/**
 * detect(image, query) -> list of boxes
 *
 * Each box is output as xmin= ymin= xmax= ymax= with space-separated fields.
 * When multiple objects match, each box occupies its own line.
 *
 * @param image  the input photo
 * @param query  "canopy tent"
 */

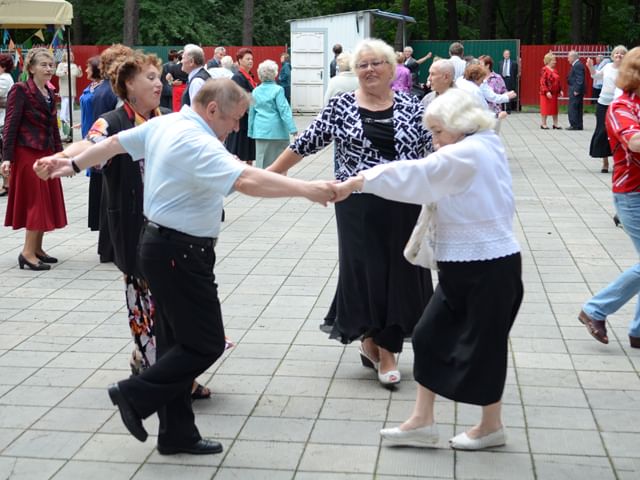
xmin=0 ymin=0 xmax=74 ymax=140
xmin=0 ymin=0 xmax=73 ymax=27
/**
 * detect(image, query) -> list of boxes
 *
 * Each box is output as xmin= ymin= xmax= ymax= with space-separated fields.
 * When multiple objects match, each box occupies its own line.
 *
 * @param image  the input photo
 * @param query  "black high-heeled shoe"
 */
xmin=18 ymin=254 xmax=51 ymax=271
xmin=36 ymin=253 xmax=58 ymax=263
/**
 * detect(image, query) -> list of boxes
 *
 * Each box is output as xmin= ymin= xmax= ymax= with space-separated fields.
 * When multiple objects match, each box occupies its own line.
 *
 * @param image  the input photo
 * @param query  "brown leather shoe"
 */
xmin=578 ymin=310 xmax=609 ymax=344
xmin=630 ymin=335 xmax=640 ymax=348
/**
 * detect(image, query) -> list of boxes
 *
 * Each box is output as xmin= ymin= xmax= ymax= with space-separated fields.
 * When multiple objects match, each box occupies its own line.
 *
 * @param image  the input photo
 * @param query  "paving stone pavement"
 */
xmin=0 ymin=112 xmax=639 ymax=479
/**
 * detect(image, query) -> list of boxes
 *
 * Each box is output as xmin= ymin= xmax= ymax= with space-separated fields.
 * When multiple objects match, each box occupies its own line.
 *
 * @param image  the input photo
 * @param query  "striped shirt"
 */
xmin=607 ymin=91 xmax=640 ymax=193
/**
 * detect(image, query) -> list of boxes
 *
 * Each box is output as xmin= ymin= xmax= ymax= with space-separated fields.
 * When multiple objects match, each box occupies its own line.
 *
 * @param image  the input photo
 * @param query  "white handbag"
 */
xmin=403 ymin=203 xmax=438 ymax=270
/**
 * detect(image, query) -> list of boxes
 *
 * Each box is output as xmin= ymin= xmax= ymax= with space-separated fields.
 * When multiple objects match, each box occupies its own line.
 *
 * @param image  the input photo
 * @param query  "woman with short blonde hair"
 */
xmin=539 ymin=52 xmax=562 ymax=129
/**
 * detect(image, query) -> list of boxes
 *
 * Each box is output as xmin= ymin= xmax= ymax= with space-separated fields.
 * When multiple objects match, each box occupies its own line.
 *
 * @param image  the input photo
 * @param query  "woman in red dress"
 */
xmin=1 ymin=48 xmax=66 ymax=271
xmin=539 ymin=52 xmax=563 ymax=130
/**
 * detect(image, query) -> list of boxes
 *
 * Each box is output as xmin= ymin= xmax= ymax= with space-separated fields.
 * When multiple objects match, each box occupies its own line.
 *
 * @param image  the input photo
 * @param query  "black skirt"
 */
xmin=589 ymin=103 xmax=612 ymax=158
xmin=413 ymin=253 xmax=523 ymax=406
xmin=330 ymin=193 xmax=433 ymax=349
xmin=225 ymin=112 xmax=255 ymax=162
xmin=87 ymin=170 xmax=103 ymax=231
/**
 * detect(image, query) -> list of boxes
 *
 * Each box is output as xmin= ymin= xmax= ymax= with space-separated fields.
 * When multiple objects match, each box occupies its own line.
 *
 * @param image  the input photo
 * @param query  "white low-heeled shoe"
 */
xmin=377 ymin=368 xmax=401 ymax=386
xmin=377 ymin=353 xmax=401 ymax=386
xmin=449 ymin=427 xmax=506 ymax=450
xmin=380 ymin=423 xmax=439 ymax=447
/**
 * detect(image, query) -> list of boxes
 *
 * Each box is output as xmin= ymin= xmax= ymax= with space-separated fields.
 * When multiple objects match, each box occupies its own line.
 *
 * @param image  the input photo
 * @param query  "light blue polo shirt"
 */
xmin=118 ymin=105 xmax=246 ymax=238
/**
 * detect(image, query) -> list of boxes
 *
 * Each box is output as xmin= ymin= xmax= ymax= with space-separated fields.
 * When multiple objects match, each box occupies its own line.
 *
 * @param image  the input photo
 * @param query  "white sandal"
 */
xmin=377 ymin=353 xmax=401 ymax=386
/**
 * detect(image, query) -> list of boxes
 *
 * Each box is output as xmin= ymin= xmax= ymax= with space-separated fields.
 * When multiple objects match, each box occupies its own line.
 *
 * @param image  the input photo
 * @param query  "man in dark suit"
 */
xmin=498 ymin=49 xmax=518 ymax=113
xmin=567 ymin=50 xmax=585 ymax=130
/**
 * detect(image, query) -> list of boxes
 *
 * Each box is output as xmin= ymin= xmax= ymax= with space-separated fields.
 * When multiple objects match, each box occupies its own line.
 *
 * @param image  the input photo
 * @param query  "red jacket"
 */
xmin=2 ymin=78 xmax=62 ymax=162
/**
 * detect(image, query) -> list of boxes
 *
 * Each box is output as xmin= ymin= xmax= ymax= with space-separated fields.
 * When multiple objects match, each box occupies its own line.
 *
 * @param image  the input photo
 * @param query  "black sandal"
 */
xmin=191 ymin=383 xmax=211 ymax=400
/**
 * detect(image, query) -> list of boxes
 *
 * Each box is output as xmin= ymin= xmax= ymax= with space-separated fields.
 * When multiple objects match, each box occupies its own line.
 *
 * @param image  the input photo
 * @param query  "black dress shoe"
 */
xmin=36 ymin=253 xmax=58 ymax=263
xmin=108 ymin=383 xmax=148 ymax=442
xmin=18 ymin=254 xmax=50 ymax=271
xmin=157 ymin=438 xmax=223 ymax=455
xmin=566 ymin=126 xmax=583 ymax=131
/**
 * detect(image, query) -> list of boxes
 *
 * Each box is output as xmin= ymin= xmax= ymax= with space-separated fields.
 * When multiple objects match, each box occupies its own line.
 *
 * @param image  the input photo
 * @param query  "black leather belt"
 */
xmin=144 ymin=220 xmax=217 ymax=248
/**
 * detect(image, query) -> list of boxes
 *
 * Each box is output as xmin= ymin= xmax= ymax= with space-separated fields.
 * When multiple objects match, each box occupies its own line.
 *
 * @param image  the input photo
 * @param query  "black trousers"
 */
xmin=568 ymin=93 xmax=584 ymax=129
xmin=118 ymin=226 xmax=225 ymax=447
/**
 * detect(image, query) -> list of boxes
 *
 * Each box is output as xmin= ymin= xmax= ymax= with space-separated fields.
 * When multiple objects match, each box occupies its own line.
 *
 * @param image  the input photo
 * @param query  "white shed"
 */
xmin=287 ymin=9 xmax=415 ymax=113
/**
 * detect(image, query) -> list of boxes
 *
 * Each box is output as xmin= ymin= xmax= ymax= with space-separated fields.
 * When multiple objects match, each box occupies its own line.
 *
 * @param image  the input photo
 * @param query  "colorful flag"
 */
xmin=2 ymin=30 xmax=9 ymax=45
xmin=34 ymin=29 xmax=44 ymax=42
xmin=8 ymin=38 xmax=15 ymax=51
xmin=51 ymin=33 xmax=60 ymax=48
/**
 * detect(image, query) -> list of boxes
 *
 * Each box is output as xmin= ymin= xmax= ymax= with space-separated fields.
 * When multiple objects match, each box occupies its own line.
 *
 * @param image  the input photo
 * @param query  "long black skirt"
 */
xmin=330 ymin=193 xmax=433 ymax=350
xmin=413 ymin=253 xmax=523 ymax=406
xmin=225 ymin=113 xmax=255 ymax=162
xmin=589 ymin=103 xmax=612 ymax=158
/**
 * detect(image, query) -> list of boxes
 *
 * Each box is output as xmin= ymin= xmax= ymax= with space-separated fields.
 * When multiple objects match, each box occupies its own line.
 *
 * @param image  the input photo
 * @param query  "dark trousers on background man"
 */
xmin=568 ymin=94 xmax=584 ymax=130
xmin=117 ymin=226 xmax=225 ymax=448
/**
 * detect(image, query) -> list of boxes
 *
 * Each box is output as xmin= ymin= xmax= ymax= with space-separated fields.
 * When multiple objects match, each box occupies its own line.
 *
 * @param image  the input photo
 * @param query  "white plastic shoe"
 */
xmin=449 ymin=427 xmax=506 ymax=450
xmin=380 ymin=423 xmax=439 ymax=447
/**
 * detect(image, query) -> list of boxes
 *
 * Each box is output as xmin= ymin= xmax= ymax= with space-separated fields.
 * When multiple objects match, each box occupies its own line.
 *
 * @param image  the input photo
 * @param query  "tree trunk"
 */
xmin=588 ymin=0 xmax=602 ymax=43
xmin=549 ymin=0 xmax=560 ymax=43
xmin=571 ymin=0 xmax=582 ymax=43
xmin=532 ymin=0 xmax=544 ymax=43
xmin=427 ymin=0 xmax=438 ymax=39
xmin=446 ymin=0 xmax=459 ymax=39
xmin=515 ymin=1 xmax=529 ymax=43
xmin=72 ymin=0 xmax=84 ymax=44
xmin=479 ymin=0 xmax=496 ymax=39
xmin=122 ymin=0 xmax=139 ymax=46
xmin=394 ymin=0 xmax=411 ymax=50
xmin=242 ymin=0 xmax=254 ymax=46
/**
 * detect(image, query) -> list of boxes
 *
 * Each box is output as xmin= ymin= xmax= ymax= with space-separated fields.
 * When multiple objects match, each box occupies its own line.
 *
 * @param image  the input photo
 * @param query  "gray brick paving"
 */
xmin=0 ymin=113 xmax=639 ymax=479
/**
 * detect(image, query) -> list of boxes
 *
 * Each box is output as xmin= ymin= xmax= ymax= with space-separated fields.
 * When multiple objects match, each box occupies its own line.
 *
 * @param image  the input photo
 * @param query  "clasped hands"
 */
xmin=303 ymin=174 xmax=364 ymax=206
xmin=33 ymin=154 xmax=74 ymax=179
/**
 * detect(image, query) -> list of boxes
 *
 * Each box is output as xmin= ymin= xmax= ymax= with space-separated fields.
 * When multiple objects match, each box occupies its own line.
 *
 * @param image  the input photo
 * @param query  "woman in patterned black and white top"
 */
xmin=269 ymin=39 xmax=433 ymax=388
xmin=334 ymin=88 xmax=523 ymax=451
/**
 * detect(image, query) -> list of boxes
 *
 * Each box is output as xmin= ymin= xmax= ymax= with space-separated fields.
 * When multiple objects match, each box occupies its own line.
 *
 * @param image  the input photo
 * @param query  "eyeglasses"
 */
xmin=356 ymin=60 xmax=389 ymax=70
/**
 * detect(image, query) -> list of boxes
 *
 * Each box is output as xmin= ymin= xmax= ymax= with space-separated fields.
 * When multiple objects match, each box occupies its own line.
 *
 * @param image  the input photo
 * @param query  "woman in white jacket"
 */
xmin=333 ymin=88 xmax=523 ymax=451
xmin=55 ymin=51 xmax=82 ymax=141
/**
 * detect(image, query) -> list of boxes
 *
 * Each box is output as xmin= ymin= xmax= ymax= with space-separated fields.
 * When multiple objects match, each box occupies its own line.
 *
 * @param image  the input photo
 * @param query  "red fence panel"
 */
xmin=520 ymin=44 xmax=610 ymax=107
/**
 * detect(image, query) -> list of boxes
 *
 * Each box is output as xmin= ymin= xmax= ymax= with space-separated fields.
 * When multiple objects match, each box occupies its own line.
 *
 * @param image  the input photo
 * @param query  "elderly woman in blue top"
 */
xmin=248 ymin=59 xmax=297 ymax=169
xmin=333 ymin=88 xmax=523 ymax=451
xmin=269 ymin=38 xmax=433 ymax=388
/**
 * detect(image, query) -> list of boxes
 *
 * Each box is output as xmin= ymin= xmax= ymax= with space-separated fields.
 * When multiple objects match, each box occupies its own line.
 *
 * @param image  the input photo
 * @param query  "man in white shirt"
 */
xmin=35 ymin=79 xmax=335 ymax=456
xmin=181 ymin=44 xmax=211 ymax=106
xmin=449 ymin=42 xmax=466 ymax=80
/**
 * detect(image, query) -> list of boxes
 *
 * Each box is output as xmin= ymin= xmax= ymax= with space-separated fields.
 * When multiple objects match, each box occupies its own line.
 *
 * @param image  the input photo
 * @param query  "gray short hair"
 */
xmin=432 ymin=59 xmax=454 ymax=81
xmin=425 ymin=89 xmax=495 ymax=134
xmin=220 ymin=55 xmax=234 ymax=69
xmin=351 ymin=38 xmax=396 ymax=77
xmin=184 ymin=44 xmax=205 ymax=66
xmin=568 ymin=50 xmax=578 ymax=61
xmin=611 ymin=45 xmax=628 ymax=58
xmin=193 ymin=78 xmax=252 ymax=112
xmin=257 ymin=59 xmax=279 ymax=82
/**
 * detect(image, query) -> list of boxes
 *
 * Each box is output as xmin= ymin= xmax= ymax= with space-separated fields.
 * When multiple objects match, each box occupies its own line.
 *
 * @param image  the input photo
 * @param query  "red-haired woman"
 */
xmin=226 ymin=48 xmax=256 ymax=165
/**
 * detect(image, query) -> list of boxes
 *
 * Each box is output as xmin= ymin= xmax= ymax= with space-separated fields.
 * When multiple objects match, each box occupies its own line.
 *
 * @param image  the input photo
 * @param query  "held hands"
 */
xmin=33 ymin=155 xmax=74 ymax=180
xmin=507 ymin=91 xmax=517 ymax=100
xmin=304 ymin=175 xmax=365 ymax=206
xmin=586 ymin=58 xmax=594 ymax=68
xmin=546 ymin=92 xmax=552 ymax=99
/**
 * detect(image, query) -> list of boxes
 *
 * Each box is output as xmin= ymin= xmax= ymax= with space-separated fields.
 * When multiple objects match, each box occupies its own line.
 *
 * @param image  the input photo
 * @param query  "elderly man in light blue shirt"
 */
xmin=34 ymin=78 xmax=335 ymax=456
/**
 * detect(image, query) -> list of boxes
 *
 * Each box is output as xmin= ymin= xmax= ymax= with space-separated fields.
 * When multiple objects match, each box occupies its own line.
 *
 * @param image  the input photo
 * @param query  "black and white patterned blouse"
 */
xmin=290 ymin=91 xmax=433 ymax=182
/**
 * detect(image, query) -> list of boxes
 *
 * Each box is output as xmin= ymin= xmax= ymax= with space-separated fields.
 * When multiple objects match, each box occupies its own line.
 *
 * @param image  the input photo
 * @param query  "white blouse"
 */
xmin=361 ymin=130 xmax=520 ymax=262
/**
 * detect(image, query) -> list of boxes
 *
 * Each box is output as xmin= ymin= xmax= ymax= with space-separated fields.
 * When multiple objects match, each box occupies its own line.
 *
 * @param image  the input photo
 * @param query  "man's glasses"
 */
xmin=356 ymin=60 xmax=389 ymax=70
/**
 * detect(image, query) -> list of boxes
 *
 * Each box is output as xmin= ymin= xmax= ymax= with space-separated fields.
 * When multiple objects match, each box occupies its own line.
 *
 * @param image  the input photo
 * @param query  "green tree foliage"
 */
xmin=65 ymin=0 xmax=640 ymax=46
